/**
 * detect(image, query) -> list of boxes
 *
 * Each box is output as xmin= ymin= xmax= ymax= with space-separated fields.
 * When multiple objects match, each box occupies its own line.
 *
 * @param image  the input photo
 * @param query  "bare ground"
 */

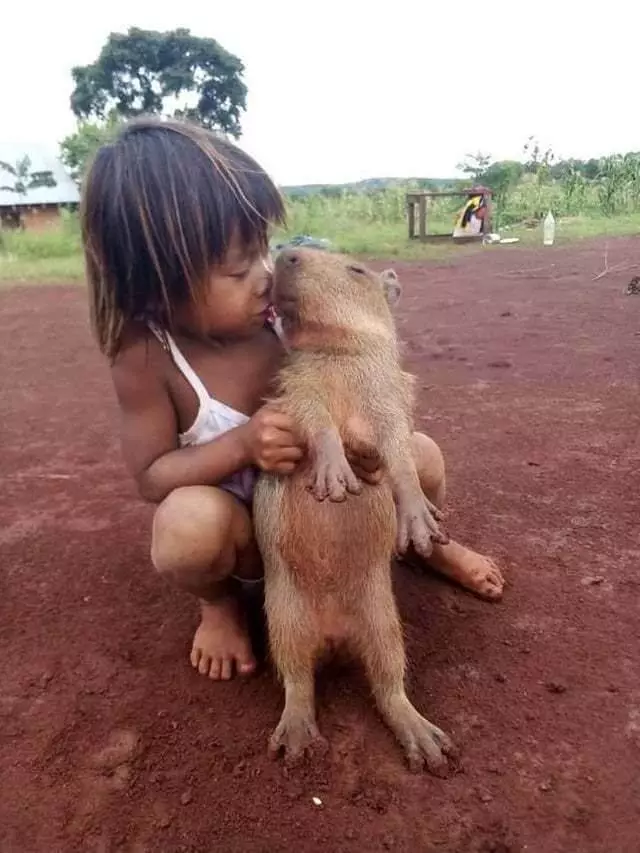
xmin=1 ymin=237 xmax=638 ymax=853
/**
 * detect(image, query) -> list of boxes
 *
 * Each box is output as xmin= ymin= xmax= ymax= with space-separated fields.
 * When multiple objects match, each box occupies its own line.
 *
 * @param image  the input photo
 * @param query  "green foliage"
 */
xmin=0 ymin=156 xmax=56 ymax=196
xmin=457 ymin=152 xmax=492 ymax=181
xmin=0 ymin=210 xmax=80 ymax=258
xmin=480 ymin=161 xmax=524 ymax=221
xmin=452 ymin=137 xmax=640 ymax=226
xmin=0 ymin=210 xmax=84 ymax=281
xmin=70 ymin=27 xmax=247 ymax=137
xmin=550 ymin=157 xmax=600 ymax=181
xmin=60 ymin=114 xmax=122 ymax=182
xmin=523 ymin=136 xmax=555 ymax=176
xmin=602 ymin=152 xmax=640 ymax=214
xmin=11 ymin=133 xmax=640 ymax=283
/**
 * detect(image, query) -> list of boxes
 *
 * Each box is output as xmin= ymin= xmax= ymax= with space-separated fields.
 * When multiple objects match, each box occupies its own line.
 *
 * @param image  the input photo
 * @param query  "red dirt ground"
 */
xmin=1 ymin=237 xmax=638 ymax=853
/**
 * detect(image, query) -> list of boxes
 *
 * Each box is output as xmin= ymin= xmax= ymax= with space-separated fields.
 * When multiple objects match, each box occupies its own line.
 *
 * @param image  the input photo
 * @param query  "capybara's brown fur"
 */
xmin=253 ymin=248 xmax=457 ymax=774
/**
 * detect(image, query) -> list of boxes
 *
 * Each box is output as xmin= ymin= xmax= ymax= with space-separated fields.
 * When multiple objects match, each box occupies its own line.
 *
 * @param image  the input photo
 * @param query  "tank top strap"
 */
xmin=147 ymin=323 xmax=211 ymax=410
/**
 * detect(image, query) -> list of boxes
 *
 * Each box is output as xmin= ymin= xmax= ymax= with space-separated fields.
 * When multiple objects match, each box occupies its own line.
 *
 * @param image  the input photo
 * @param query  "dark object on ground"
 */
xmin=272 ymin=234 xmax=331 ymax=253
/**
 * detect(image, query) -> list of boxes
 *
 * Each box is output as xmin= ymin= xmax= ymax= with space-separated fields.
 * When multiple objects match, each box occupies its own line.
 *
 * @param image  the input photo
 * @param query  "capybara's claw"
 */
xmin=268 ymin=714 xmax=328 ymax=765
xmin=385 ymin=699 xmax=459 ymax=777
xmin=425 ymin=497 xmax=446 ymax=524
xmin=308 ymin=464 xmax=347 ymax=502
xmin=405 ymin=720 xmax=459 ymax=777
xmin=396 ymin=494 xmax=448 ymax=558
xmin=307 ymin=471 xmax=329 ymax=501
xmin=308 ymin=446 xmax=363 ymax=503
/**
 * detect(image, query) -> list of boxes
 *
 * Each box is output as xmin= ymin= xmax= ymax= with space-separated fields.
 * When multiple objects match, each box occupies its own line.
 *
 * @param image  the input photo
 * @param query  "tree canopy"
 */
xmin=59 ymin=115 xmax=121 ymax=183
xmin=69 ymin=27 xmax=247 ymax=137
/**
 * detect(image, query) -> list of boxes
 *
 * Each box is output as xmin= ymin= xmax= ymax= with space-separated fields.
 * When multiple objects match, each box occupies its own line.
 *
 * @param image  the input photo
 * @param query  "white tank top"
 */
xmin=148 ymin=322 xmax=281 ymax=504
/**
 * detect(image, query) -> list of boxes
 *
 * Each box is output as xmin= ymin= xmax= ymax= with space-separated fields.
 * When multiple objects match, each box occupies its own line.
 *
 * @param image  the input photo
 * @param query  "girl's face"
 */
xmin=180 ymin=233 xmax=274 ymax=338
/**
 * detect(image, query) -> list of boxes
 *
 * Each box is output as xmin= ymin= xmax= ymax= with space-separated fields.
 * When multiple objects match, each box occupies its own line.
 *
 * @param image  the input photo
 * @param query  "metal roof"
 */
xmin=0 ymin=151 xmax=79 ymax=208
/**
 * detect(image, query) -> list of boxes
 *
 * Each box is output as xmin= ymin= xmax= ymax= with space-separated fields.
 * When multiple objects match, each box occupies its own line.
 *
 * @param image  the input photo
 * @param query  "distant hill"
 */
xmin=281 ymin=177 xmax=461 ymax=197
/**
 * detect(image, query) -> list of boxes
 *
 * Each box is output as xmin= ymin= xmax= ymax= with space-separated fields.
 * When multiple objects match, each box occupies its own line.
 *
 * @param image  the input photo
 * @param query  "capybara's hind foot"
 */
xmin=382 ymin=695 xmax=458 ymax=776
xmin=269 ymin=713 xmax=328 ymax=765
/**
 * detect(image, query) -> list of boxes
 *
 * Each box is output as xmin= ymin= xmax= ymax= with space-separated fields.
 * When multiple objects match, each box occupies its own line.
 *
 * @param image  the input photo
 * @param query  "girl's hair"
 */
xmin=80 ymin=116 xmax=286 ymax=359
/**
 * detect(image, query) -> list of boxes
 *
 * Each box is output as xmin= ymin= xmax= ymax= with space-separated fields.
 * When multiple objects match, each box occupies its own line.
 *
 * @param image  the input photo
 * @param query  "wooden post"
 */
xmin=408 ymin=198 xmax=415 ymax=239
xmin=484 ymin=192 xmax=493 ymax=234
xmin=418 ymin=194 xmax=427 ymax=240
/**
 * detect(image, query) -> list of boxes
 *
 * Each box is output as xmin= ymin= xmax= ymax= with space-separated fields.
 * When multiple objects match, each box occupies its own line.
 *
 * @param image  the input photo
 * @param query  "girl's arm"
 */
xmin=111 ymin=337 xmax=302 ymax=503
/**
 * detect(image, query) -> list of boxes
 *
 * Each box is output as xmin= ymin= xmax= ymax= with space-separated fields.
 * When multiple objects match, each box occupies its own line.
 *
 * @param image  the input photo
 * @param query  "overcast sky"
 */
xmin=1 ymin=1 xmax=637 ymax=185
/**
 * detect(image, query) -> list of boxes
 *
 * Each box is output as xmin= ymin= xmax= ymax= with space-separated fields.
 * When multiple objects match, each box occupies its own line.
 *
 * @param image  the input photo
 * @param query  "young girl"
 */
xmin=81 ymin=117 xmax=504 ymax=682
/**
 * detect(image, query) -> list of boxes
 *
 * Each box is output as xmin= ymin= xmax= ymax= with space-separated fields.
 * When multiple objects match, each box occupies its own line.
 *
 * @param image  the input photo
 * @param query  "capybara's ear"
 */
xmin=380 ymin=269 xmax=402 ymax=306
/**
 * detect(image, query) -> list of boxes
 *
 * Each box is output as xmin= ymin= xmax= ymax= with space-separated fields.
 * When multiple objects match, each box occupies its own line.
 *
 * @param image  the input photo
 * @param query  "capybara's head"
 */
xmin=273 ymin=248 xmax=401 ymax=333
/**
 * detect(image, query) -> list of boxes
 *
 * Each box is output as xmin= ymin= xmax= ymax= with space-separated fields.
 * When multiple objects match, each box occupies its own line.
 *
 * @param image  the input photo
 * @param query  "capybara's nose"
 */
xmin=280 ymin=249 xmax=300 ymax=266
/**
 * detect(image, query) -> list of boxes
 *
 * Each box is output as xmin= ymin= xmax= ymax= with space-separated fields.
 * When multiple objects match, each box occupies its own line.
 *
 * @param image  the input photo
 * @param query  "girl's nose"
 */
xmin=256 ymin=265 xmax=273 ymax=301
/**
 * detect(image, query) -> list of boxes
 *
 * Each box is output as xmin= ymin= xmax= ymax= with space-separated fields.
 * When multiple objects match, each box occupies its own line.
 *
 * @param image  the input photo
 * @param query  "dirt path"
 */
xmin=1 ymin=237 xmax=638 ymax=852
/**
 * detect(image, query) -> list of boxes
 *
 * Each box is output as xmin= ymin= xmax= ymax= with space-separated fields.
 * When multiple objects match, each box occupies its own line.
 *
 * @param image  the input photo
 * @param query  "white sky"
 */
xmin=1 ymin=1 xmax=638 ymax=185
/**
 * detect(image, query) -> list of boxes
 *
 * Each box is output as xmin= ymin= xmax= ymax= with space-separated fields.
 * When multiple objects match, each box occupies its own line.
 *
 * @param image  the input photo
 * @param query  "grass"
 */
xmin=0 ymin=219 xmax=84 ymax=284
xmin=0 ymin=254 xmax=85 ymax=283
xmin=2 ymin=204 xmax=640 ymax=286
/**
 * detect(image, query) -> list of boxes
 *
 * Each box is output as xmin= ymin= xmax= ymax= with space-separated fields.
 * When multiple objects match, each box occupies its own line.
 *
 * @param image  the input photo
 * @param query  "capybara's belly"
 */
xmin=278 ymin=465 xmax=396 ymax=591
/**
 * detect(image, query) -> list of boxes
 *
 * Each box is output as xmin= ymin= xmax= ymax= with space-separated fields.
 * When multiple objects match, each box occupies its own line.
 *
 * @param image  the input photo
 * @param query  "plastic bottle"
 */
xmin=543 ymin=210 xmax=556 ymax=246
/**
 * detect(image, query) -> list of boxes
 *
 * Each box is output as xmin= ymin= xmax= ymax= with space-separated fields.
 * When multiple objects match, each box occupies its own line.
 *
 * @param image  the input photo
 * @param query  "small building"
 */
xmin=0 ymin=155 xmax=79 ymax=231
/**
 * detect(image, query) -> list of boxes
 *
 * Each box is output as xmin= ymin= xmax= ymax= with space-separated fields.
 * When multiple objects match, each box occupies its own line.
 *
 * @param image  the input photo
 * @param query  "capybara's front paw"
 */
xmin=396 ymin=494 xmax=448 ymax=558
xmin=268 ymin=713 xmax=328 ymax=766
xmin=386 ymin=699 xmax=459 ymax=776
xmin=308 ymin=430 xmax=362 ymax=502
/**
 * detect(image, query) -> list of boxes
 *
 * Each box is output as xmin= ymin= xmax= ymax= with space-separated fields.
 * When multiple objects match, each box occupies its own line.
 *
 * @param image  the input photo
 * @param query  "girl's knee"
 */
xmin=411 ymin=432 xmax=446 ymax=505
xmin=151 ymin=486 xmax=250 ymax=578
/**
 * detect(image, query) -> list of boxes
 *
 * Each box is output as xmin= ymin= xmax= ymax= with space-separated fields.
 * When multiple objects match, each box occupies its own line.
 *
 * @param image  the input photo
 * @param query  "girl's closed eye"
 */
xmin=229 ymin=267 xmax=251 ymax=280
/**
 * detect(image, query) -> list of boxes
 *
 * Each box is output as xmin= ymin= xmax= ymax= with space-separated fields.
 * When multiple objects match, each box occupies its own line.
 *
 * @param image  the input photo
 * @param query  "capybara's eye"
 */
xmin=348 ymin=264 xmax=366 ymax=275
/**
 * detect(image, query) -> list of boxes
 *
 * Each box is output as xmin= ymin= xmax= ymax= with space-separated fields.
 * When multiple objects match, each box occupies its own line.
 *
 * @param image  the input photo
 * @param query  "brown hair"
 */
xmin=80 ymin=116 xmax=286 ymax=359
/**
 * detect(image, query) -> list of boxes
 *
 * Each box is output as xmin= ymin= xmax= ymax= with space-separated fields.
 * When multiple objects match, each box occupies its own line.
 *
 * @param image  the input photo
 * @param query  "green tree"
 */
xmin=457 ymin=151 xmax=492 ymax=182
xmin=59 ymin=113 xmax=121 ymax=182
xmin=0 ymin=156 xmax=56 ymax=196
xmin=523 ymin=135 xmax=554 ymax=181
xmin=69 ymin=27 xmax=247 ymax=137
xmin=481 ymin=160 xmax=524 ymax=208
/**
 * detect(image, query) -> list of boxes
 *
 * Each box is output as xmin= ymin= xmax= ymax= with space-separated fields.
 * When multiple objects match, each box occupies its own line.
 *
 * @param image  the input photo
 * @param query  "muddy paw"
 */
xmin=387 ymin=701 xmax=458 ymax=776
xmin=268 ymin=715 xmax=328 ymax=765
xmin=397 ymin=494 xmax=448 ymax=558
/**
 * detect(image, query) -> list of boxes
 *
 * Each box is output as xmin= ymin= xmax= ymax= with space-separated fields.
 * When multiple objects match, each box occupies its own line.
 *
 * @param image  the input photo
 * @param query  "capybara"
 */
xmin=253 ymin=247 xmax=457 ymax=774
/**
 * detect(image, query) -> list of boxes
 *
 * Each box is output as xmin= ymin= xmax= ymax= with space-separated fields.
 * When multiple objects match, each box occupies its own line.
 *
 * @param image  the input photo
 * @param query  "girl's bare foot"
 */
xmin=403 ymin=540 xmax=505 ymax=602
xmin=190 ymin=594 xmax=257 ymax=680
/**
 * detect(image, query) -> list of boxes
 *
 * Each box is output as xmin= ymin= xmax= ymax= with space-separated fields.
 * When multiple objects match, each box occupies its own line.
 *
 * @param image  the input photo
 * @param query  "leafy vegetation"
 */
xmin=0 ymin=156 xmax=56 ymax=196
xmin=452 ymin=139 xmax=640 ymax=230
xmin=70 ymin=27 xmax=246 ymax=134
xmin=6 ymin=136 xmax=640 ymax=281
xmin=60 ymin=115 xmax=121 ymax=183
xmin=60 ymin=27 xmax=247 ymax=183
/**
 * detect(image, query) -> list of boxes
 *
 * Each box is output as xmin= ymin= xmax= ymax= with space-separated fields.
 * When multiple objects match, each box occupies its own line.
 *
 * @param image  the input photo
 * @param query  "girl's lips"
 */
xmin=261 ymin=304 xmax=278 ymax=322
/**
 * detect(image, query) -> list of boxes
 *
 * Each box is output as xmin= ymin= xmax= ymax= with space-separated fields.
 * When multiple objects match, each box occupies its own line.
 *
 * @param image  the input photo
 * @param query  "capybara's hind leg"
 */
xmin=358 ymin=571 xmax=458 ymax=776
xmin=265 ymin=565 xmax=327 ymax=764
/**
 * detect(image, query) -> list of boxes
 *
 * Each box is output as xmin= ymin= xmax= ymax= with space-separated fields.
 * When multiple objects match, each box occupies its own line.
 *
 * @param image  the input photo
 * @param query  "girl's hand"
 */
xmin=241 ymin=405 xmax=304 ymax=474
